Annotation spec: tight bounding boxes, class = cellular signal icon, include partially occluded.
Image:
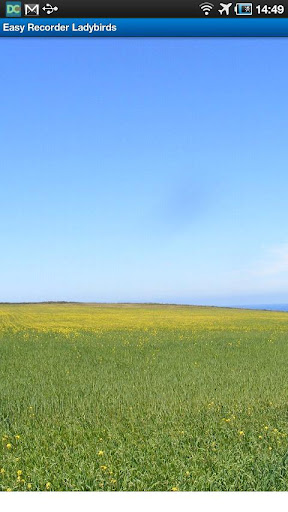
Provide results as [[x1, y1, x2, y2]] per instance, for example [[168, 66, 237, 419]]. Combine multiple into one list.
[[199, 2, 214, 15]]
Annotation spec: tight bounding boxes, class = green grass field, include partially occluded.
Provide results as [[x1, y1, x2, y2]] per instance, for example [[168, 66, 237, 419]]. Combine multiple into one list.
[[1, 303, 288, 491]]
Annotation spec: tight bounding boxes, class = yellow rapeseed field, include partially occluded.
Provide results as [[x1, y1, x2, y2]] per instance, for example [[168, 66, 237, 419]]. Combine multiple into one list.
[[0, 303, 288, 491]]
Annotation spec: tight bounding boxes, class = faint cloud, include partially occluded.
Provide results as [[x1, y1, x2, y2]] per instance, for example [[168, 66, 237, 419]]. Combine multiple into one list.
[[253, 244, 288, 276]]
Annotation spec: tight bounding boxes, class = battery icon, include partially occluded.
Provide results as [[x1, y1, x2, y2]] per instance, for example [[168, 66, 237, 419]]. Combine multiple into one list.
[[235, 3, 253, 14]]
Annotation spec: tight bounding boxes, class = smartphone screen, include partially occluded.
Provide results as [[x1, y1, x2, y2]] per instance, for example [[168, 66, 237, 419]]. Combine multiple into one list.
[[1, 1, 288, 505]]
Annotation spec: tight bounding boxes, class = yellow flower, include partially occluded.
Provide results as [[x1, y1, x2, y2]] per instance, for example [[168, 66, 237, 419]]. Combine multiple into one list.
[[269, 446, 272, 451], [17, 470, 22, 476], [0, 468, 5, 474], [172, 487, 179, 491], [46, 482, 51, 490], [2, 435, 8, 442], [258, 435, 263, 439], [6, 488, 12, 492], [110, 479, 117, 484], [15, 435, 20, 440], [6, 443, 12, 449], [27, 483, 32, 490], [100, 465, 107, 471], [239, 431, 245, 436], [98, 450, 104, 456], [264, 426, 269, 430], [185, 471, 190, 477]]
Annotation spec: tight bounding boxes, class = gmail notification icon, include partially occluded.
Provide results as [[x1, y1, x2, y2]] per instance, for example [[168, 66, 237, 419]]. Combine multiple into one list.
[[24, 4, 40, 15]]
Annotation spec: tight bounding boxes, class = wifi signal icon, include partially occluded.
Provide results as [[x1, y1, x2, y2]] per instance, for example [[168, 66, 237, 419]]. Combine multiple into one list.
[[199, 2, 214, 15]]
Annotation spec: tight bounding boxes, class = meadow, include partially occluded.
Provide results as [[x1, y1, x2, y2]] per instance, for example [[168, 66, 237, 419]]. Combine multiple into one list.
[[1, 303, 288, 491]]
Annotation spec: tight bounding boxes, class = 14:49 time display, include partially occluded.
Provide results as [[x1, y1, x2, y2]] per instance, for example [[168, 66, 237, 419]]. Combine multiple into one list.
[[256, 5, 285, 13]]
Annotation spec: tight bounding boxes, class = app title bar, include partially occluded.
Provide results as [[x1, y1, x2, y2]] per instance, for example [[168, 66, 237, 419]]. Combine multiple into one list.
[[1, 18, 288, 36]]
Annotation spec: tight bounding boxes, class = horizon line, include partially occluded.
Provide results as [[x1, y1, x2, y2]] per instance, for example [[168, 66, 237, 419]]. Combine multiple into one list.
[[0, 300, 287, 312]]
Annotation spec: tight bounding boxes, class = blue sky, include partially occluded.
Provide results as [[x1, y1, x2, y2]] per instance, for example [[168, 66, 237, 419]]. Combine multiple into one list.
[[1, 37, 288, 305]]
